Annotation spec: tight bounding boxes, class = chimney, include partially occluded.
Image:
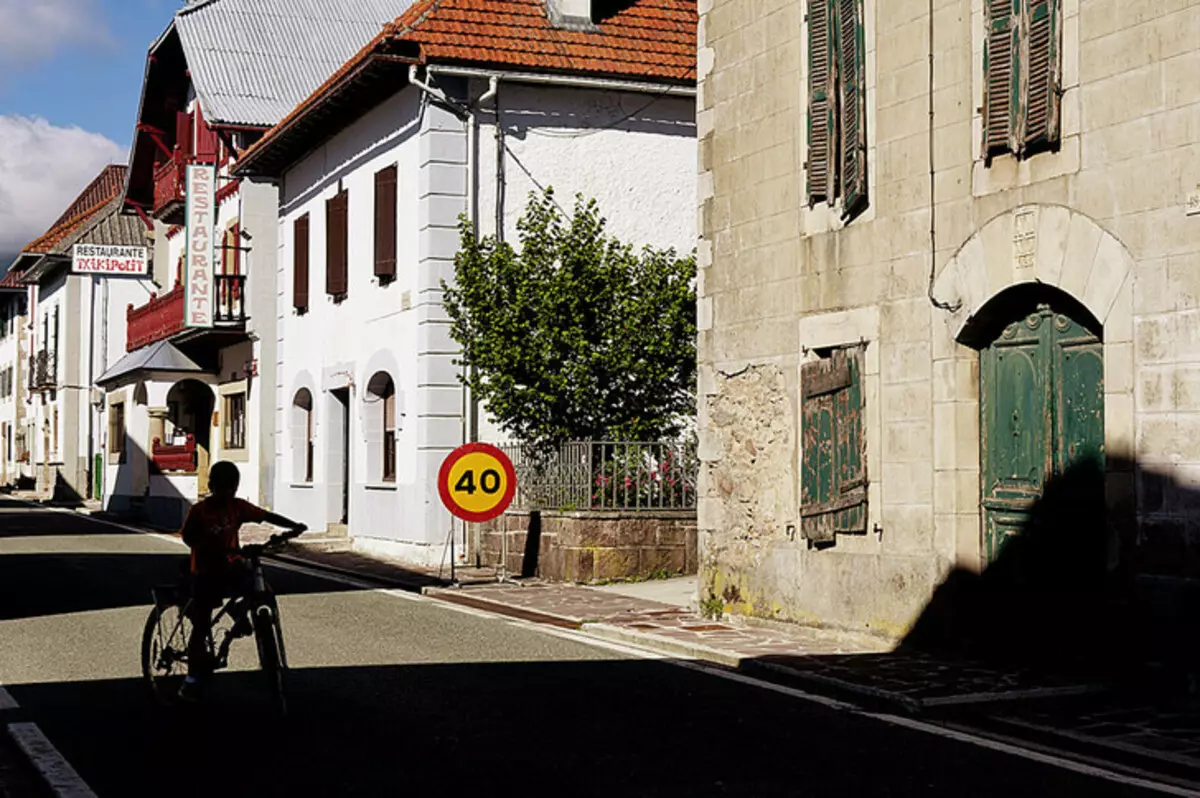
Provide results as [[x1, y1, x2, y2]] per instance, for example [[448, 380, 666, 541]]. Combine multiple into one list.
[[545, 0, 596, 30]]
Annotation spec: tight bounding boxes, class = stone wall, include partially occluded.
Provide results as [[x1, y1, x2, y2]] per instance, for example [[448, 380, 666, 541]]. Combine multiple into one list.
[[479, 511, 697, 583], [699, 0, 1200, 639]]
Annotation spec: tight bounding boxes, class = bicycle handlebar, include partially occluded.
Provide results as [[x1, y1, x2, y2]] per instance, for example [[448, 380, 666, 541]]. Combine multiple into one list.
[[233, 526, 307, 560]]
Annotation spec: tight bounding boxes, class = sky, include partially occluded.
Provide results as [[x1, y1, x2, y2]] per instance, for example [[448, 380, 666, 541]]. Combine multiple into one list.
[[0, 0, 176, 257]]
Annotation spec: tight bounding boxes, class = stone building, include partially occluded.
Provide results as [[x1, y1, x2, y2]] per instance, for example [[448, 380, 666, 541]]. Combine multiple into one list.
[[697, 0, 1200, 638]]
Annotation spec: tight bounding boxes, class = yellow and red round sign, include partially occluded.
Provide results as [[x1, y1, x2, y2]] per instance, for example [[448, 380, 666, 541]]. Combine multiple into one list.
[[438, 443, 517, 523]]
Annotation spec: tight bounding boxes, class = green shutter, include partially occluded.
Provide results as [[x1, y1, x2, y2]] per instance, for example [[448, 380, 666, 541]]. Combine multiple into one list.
[[807, 0, 836, 206], [983, 0, 1020, 156], [1021, 0, 1061, 153], [801, 348, 868, 543], [838, 0, 868, 219]]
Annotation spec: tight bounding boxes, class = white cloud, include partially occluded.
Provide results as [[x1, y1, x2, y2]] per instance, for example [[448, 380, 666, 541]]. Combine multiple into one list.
[[0, 115, 125, 253], [0, 0, 113, 65]]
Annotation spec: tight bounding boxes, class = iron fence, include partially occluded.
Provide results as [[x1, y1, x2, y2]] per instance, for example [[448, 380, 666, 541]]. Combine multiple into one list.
[[496, 440, 697, 512]]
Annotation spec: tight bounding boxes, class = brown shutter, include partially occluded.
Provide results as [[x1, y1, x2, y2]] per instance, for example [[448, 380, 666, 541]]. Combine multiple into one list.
[[194, 103, 219, 162], [293, 214, 310, 313], [806, 0, 836, 206], [983, 0, 1020, 156], [374, 165, 397, 281], [839, 0, 868, 219], [326, 191, 349, 299], [1022, 0, 1061, 152]]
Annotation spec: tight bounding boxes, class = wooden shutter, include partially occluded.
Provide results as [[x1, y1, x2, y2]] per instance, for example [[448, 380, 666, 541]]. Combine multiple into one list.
[[806, 0, 836, 206], [194, 103, 219, 163], [175, 111, 193, 159], [800, 348, 867, 542], [374, 166, 397, 281], [326, 191, 349, 299], [983, 0, 1020, 156], [838, 0, 868, 219], [1022, 0, 1060, 152], [293, 214, 310, 313]]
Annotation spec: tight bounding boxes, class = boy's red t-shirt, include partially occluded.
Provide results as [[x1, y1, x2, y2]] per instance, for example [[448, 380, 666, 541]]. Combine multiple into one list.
[[180, 497, 268, 574]]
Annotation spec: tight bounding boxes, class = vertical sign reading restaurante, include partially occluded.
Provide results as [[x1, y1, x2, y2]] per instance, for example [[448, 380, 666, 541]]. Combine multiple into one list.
[[185, 164, 216, 329]]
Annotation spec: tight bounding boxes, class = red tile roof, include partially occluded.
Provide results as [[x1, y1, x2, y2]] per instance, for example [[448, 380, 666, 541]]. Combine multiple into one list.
[[390, 0, 696, 82], [24, 165, 128, 254], [239, 0, 695, 171], [48, 165, 127, 230], [0, 268, 26, 290]]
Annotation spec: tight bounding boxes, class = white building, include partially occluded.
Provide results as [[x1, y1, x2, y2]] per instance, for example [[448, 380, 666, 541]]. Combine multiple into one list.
[[0, 272, 29, 488], [98, 0, 417, 528], [7, 166, 152, 502], [233, 0, 697, 566]]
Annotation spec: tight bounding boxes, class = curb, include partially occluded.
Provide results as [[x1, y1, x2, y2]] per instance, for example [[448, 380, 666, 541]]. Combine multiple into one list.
[[580, 622, 744, 668], [422, 588, 585, 630]]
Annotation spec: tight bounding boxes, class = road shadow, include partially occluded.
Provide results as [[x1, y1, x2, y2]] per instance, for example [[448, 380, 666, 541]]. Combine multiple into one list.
[[4, 661, 1154, 798]]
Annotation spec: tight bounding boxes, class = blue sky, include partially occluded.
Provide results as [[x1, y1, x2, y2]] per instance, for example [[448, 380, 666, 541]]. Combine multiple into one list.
[[1, 0, 176, 254]]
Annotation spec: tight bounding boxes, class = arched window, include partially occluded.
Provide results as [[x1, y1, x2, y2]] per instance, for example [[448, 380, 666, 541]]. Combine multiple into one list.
[[292, 389, 314, 483], [365, 373, 396, 483]]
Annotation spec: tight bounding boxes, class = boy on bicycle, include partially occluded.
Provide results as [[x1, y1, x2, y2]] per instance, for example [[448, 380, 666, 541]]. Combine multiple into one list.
[[178, 460, 306, 701]]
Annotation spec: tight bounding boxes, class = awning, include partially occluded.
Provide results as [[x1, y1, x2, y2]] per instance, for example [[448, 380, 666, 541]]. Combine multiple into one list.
[[96, 340, 208, 387]]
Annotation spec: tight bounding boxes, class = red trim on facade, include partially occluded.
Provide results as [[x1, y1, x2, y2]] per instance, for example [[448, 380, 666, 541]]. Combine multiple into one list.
[[216, 178, 242, 204], [165, 225, 184, 240]]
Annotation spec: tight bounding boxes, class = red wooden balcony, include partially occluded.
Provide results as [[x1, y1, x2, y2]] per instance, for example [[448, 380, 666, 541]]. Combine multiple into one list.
[[153, 156, 186, 220], [127, 282, 185, 352]]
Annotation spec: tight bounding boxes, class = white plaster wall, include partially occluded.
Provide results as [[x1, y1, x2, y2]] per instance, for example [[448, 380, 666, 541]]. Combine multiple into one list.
[[275, 86, 436, 559], [0, 295, 27, 482]]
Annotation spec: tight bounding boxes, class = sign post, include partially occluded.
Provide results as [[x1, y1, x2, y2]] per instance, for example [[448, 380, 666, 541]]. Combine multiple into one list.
[[184, 163, 216, 329], [438, 443, 517, 583]]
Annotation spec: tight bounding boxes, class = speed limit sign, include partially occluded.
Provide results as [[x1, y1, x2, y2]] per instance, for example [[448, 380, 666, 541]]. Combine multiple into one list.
[[438, 443, 517, 523]]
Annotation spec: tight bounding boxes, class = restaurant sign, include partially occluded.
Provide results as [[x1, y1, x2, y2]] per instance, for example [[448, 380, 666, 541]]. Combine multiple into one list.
[[184, 164, 216, 329], [71, 244, 149, 276]]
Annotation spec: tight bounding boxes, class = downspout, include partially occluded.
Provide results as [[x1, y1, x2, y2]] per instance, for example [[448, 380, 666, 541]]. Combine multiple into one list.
[[927, 0, 961, 313], [87, 275, 96, 500]]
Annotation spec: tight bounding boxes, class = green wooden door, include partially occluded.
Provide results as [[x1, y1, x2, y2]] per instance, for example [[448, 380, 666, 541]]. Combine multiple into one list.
[[980, 304, 1103, 564]]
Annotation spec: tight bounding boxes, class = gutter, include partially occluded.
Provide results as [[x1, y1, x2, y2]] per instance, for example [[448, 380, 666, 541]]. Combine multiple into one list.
[[424, 64, 696, 98]]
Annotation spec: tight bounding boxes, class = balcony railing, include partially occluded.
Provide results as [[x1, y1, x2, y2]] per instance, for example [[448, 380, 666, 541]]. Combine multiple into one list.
[[215, 274, 246, 324], [153, 156, 186, 218], [28, 350, 56, 391], [126, 282, 185, 352], [152, 434, 197, 473]]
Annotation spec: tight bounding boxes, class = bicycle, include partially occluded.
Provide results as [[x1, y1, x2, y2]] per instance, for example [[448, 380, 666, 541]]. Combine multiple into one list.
[[141, 527, 305, 715]]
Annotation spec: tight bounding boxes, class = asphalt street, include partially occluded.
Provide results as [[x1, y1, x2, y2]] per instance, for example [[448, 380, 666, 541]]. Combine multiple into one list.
[[0, 498, 1185, 797]]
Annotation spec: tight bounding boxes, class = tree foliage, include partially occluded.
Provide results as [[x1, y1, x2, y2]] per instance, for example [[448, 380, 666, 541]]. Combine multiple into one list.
[[442, 189, 696, 453]]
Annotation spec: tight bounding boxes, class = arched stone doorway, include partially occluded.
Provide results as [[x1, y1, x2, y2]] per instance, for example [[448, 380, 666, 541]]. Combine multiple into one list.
[[164, 379, 214, 493], [931, 205, 1135, 571], [962, 285, 1105, 563]]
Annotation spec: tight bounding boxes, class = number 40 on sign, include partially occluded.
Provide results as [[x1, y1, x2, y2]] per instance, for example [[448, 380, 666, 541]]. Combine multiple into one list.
[[438, 443, 517, 523]]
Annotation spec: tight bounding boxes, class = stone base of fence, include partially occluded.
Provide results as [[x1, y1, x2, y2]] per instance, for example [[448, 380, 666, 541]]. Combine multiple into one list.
[[477, 510, 698, 583]]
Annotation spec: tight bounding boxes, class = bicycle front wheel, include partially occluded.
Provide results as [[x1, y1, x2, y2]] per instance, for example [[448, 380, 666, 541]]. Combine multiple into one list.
[[141, 602, 192, 707], [252, 606, 287, 716]]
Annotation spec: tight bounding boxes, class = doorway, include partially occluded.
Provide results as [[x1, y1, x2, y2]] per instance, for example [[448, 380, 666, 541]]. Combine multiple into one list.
[[331, 387, 350, 524], [979, 295, 1104, 564]]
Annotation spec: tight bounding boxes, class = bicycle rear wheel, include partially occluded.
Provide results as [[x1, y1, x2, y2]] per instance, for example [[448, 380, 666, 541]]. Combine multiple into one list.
[[252, 606, 287, 716], [141, 602, 193, 707]]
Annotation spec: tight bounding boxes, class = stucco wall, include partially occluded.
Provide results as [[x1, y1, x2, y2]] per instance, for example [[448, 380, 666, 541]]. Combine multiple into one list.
[[699, 0, 1200, 638]]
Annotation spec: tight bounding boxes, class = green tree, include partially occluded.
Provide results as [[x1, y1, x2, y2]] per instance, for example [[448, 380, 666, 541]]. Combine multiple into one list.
[[443, 189, 696, 454]]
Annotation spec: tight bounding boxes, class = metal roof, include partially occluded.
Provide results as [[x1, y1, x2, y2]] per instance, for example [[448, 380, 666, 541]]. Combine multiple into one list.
[[175, 0, 417, 127], [96, 340, 208, 387]]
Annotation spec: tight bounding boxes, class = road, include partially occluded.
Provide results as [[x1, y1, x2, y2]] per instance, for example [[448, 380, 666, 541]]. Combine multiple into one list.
[[0, 498, 1185, 797]]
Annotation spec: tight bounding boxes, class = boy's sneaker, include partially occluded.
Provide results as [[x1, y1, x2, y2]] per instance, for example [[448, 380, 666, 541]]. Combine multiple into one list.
[[177, 677, 201, 703]]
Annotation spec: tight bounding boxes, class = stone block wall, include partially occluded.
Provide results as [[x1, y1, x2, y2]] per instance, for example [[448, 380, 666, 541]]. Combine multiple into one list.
[[699, 0, 1200, 639], [479, 511, 698, 583]]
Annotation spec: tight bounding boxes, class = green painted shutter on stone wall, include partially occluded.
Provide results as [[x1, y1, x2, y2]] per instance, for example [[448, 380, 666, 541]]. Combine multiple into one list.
[[839, 0, 868, 219], [1021, 0, 1061, 153], [801, 348, 867, 543], [983, 0, 1020, 156], [807, 0, 837, 206]]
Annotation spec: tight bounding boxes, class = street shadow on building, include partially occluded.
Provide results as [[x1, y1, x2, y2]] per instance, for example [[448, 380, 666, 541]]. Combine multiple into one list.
[[750, 455, 1200, 706]]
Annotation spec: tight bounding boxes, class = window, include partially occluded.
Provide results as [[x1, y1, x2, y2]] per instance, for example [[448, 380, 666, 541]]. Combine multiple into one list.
[[292, 389, 314, 483], [365, 372, 396, 483], [223, 393, 246, 450], [800, 347, 866, 544], [293, 213, 310, 313], [109, 403, 126, 462], [374, 165, 397, 283], [983, 0, 1061, 158], [326, 190, 349, 302], [807, 0, 868, 220]]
